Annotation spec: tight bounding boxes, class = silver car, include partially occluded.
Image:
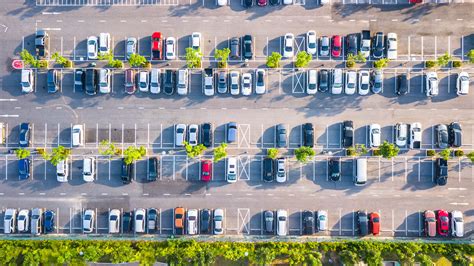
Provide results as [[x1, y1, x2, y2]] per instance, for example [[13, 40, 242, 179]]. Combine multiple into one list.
[[126, 37, 137, 60], [31, 208, 43, 235], [371, 70, 383, 94], [229, 71, 240, 95], [217, 71, 227, 94], [319, 36, 330, 57]]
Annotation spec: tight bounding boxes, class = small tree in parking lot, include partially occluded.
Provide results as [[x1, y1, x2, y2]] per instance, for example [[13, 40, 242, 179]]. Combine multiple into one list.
[[347, 144, 368, 157], [98, 50, 114, 61], [294, 51, 312, 68], [52, 52, 73, 68], [379, 141, 399, 159], [49, 145, 71, 166], [267, 148, 279, 159], [213, 143, 228, 162], [354, 52, 367, 63], [185, 48, 202, 69], [467, 151, 474, 163], [128, 53, 148, 68], [425, 60, 437, 69], [214, 48, 231, 68], [266, 52, 282, 68], [183, 141, 206, 158], [468, 49, 474, 63], [294, 146, 315, 163], [438, 148, 452, 161], [123, 146, 147, 165], [346, 54, 356, 68], [15, 148, 30, 160], [99, 140, 121, 156], [436, 52, 452, 68], [373, 58, 390, 69]]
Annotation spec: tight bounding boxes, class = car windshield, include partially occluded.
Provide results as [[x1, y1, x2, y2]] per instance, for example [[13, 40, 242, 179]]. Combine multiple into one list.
[[214, 216, 222, 221], [319, 215, 326, 221], [361, 46, 369, 51], [5, 215, 12, 219], [372, 128, 380, 134], [19, 215, 26, 220], [100, 82, 107, 87], [454, 217, 463, 222], [441, 216, 448, 222], [202, 171, 210, 175], [441, 133, 448, 143], [177, 128, 184, 133], [176, 214, 183, 219], [321, 45, 329, 51], [189, 216, 196, 221], [85, 214, 92, 220], [279, 216, 286, 221], [136, 214, 143, 220], [308, 42, 316, 49], [110, 215, 118, 221], [88, 40, 95, 46], [372, 217, 380, 222]]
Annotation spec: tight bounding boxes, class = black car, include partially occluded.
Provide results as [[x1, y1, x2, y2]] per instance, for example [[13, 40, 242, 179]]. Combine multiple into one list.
[[396, 74, 408, 95], [85, 69, 97, 95], [276, 124, 287, 148], [372, 32, 384, 59], [303, 123, 314, 147], [148, 157, 159, 181], [163, 69, 176, 95], [435, 158, 448, 186], [122, 211, 133, 233], [35, 29, 49, 58], [448, 122, 462, 148], [201, 123, 213, 148], [19, 122, 31, 147], [121, 158, 133, 184], [328, 158, 341, 182], [264, 210, 274, 233], [243, 35, 253, 60], [18, 158, 31, 180], [47, 69, 60, 93], [243, 0, 253, 8], [302, 211, 315, 235], [263, 158, 274, 182], [342, 120, 354, 148], [346, 34, 358, 56], [357, 210, 369, 236], [318, 69, 329, 92], [43, 210, 55, 233], [74, 69, 85, 92], [200, 209, 212, 234]]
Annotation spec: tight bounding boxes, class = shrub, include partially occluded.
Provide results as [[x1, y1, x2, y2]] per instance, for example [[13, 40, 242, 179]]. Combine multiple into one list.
[[37, 60, 48, 69], [346, 147, 356, 156], [295, 146, 315, 163], [49, 145, 71, 166], [99, 140, 120, 156], [354, 51, 367, 63], [184, 141, 206, 158], [373, 149, 381, 156], [213, 143, 227, 162], [379, 141, 399, 159], [454, 150, 464, 157], [128, 53, 147, 67], [437, 148, 452, 160], [215, 48, 230, 68], [266, 148, 279, 159], [346, 55, 355, 68], [266, 52, 282, 68], [185, 47, 202, 69], [373, 58, 390, 69], [108, 59, 123, 69], [466, 49, 474, 63], [426, 149, 436, 157], [294, 51, 312, 68], [425, 60, 437, 69], [123, 146, 146, 165], [452, 60, 462, 68], [15, 148, 30, 160], [436, 52, 452, 67], [466, 151, 474, 163], [20, 49, 36, 66]]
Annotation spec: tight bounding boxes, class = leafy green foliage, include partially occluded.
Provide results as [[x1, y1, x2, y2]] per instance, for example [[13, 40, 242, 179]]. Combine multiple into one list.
[[373, 149, 381, 156], [213, 143, 227, 162], [452, 60, 462, 68], [98, 50, 113, 61], [454, 150, 464, 157], [346, 54, 356, 68], [437, 52, 452, 67], [468, 49, 474, 63], [425, 60, 437, 69], [98, 140, 121, 156], [183, 141, 206, 158], [185, 47, 202, 68], [438, 148, 452, 161], [15, 148, 30, 159], [266, 52, 282, 68], [465, 151, 474, 163], [108, 59, 123, 68], [347, 144, 368, 156], [354, 51, 367, 63], [266, 148, 279, 159], [49, 146, 71, 166], [128, 53, 148, 67], [123, 146, 146, 165], [20, 49, 37, 67], [52, 52, 72, 68], [379, 141, 399, 159], [214, 48, 230, 68], [295, 146, 315, 163], [373, 58, 390, 69], [294, 51, 312, 68], [427, 149, 436, 157]]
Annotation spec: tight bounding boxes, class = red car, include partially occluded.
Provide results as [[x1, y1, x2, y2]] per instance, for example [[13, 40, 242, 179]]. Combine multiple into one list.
[[151, 32, 163, 60], [257, 0, 267, 6], [331, 35, 342, 58], [369, 212, 380, 236], [201, 160, 212, 182], [437, 210, 449, 236]]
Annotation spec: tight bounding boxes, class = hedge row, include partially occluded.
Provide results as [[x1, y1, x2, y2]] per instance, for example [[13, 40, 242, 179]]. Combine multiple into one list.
[[0, 239, 472, 266]]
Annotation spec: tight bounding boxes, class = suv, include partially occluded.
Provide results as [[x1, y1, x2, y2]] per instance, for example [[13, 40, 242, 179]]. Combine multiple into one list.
[[124, 69, 136, 94], [47, 69, 60, 93], [3, 209, 17, 234], [357, 210, 369, 236], [108, 209, 120, 234], [85, 69, 97, 95], [227, 122, 237, 143], [372, 32, 384, 59], [243, 35, 253, 60], [436, 124, 449, 149], [276, 209, 288, 236], [151, 32, 163, 60], [328, 158, 341, 181], [302, 211, 315, 235], [303, 123, 314, 147], [346, 33, 358, 56], [230, 37, 240, 59], [425, 72, 439, 97], [163, 70, 175, 95], [19, 122, 31, 147], [448, 122, 462, 147], [424, 210, 436, 237], [187, 209, 198, 235], [174, 207, 185, 235], [35, 29, 49, 58], [276, 124, 287, 148], [147, 208, 158, 231], [18, 158, 31, 180], [396, 74, 408, 95], [435, 158, 448, 186], [201, 123, 213, 147], [56, 159, 69, 183], [342, 121, 354, 148], [263, 158, 274, 182], [177, 69, 188, 95], [200, 209, 211, 234], [121, 158, 133, 184], [264, 210, 274, 233], [21, 69, 34, 93], [451, 210, 464, 237], [318, 69, 329, 92], [148, 157, 159, 181]]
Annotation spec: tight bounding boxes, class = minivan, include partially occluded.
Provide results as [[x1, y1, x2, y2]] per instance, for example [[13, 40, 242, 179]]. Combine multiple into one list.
[[354, 158, 367, 186], [226, 157, 237, 183], [148, 157, 159, 181], [331, 69, 343, 94], [21, 69, 34, 93], [230, 37, 240, 59], [177, 69, 188, 95], [83, 157, 95, 182], [56, 159, 69, 183], [99, 32, 111, 55]]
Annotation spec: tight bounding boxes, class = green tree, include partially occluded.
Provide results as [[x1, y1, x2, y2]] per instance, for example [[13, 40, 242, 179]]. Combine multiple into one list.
[[266, 52, 282, 68], [346, 54, 356, 68], [128, 53, 148, 67], [295, 146, 315, 163], [123, 146, 146, 165], [183, 141, 206, 158], [437, 52, 452, 67], [468, 49, 474, 63], [467, 151, 474, 163], [185, 48, 202, 69], [51, 52, 72, 68], [20, 49, 37, 67], [452, 60, 462, 68], [379, 141, 400, 159], [15, 148, 30, 160], [294, 51, 312, 68], [354, 51, 367, 63], [438, 148, 452, 161], [213, 143, 227, 162], [266, 148, 279, 159], [49, 145, 71, 166], [108, 59, 123, 69], [214, 48, 231, 68], [99, 140, 120, 156], [98, 50, 113, 61], [373, 58, 390, 69], [425, 60, 437, 69], [347, 144, 368, 156]]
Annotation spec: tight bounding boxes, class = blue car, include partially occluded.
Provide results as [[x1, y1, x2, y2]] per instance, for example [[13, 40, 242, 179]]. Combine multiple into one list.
[[18, 158, 31, 180], [43, 210, 55, 233], [19, 123, 31, 147]]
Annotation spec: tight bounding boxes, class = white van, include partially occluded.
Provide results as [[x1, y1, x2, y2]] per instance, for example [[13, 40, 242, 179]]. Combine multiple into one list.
[[331, 69, 343, 94], [56, 159, 69, 183], [72, 124, 84, 147], [150, 69, 161, 94], [83, 157, 95, 182], [21, 69, 34, 93], [0, 122, 5, 144], [354, 158, 367, 186], [226, 157, 237, 183], [99, 32, 111, 55], [177, 69, 189, 95]]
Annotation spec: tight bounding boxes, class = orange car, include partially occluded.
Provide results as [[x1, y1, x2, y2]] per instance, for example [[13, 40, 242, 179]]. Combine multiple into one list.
[[174, 207, 185, 235], [369, 212, 380, 236]]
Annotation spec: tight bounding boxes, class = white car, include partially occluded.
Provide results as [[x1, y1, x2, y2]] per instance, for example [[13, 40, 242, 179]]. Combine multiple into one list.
[[213, 208, 224, 235], [369, 123, 381, 148], [409, 122, 422, 149], [456, 72, 469, 96], [306, 69, 318, 94], [56, 159, 69, 183], [241, 73, 252, 96], [316, 210, 328, 231], [276, 209, 288, 236], [331, 69, 343, 94], [108, 209, 120, 234], [386, 33, 398, 60], [276, 158, 286, 183], [191, 32, 202, 51], [229, 71, 240, 95], [451, 210, 464, 237], [17, 209, 30, 232], [126, 37, 137, 60], [21, 69, 34, 93], [255, 69, 266, 94], [306, 30, 317, 55], [175, 124, 187, 147], [3, 209, 17, 234], [99, 69, 111, 94], [98, 32, 111, 56], [83, 209, 95, 233], [187, 209, 198, 235], [82, 157, 95, 182], [87, 36, 98, 60], [395, 123, 408, 147], [138, 71, 149, 92], [345, 70, 357, 95], [283, 33, 294, 58], [188, 124, 199, 146], [150, 69, 161, 94], [134, 208, 146, 233], [72, 124, 84, 147], [165, 37, 176, 60], [358, 70, 370, 95], [226, 157, 237, 183], [425, 72, 438, 97]]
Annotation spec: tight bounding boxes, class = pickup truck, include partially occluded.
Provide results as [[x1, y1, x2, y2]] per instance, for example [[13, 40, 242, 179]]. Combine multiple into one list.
[[151, 32, 163, 60], [410, 122, 422, 149], [35, 30, 49, 59], [203, 68, 214, 96], [360, 30, 371, 58]]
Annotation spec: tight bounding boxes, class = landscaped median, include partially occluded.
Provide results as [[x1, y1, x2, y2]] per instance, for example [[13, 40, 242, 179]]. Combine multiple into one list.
[[0, 239, 472, 265]]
